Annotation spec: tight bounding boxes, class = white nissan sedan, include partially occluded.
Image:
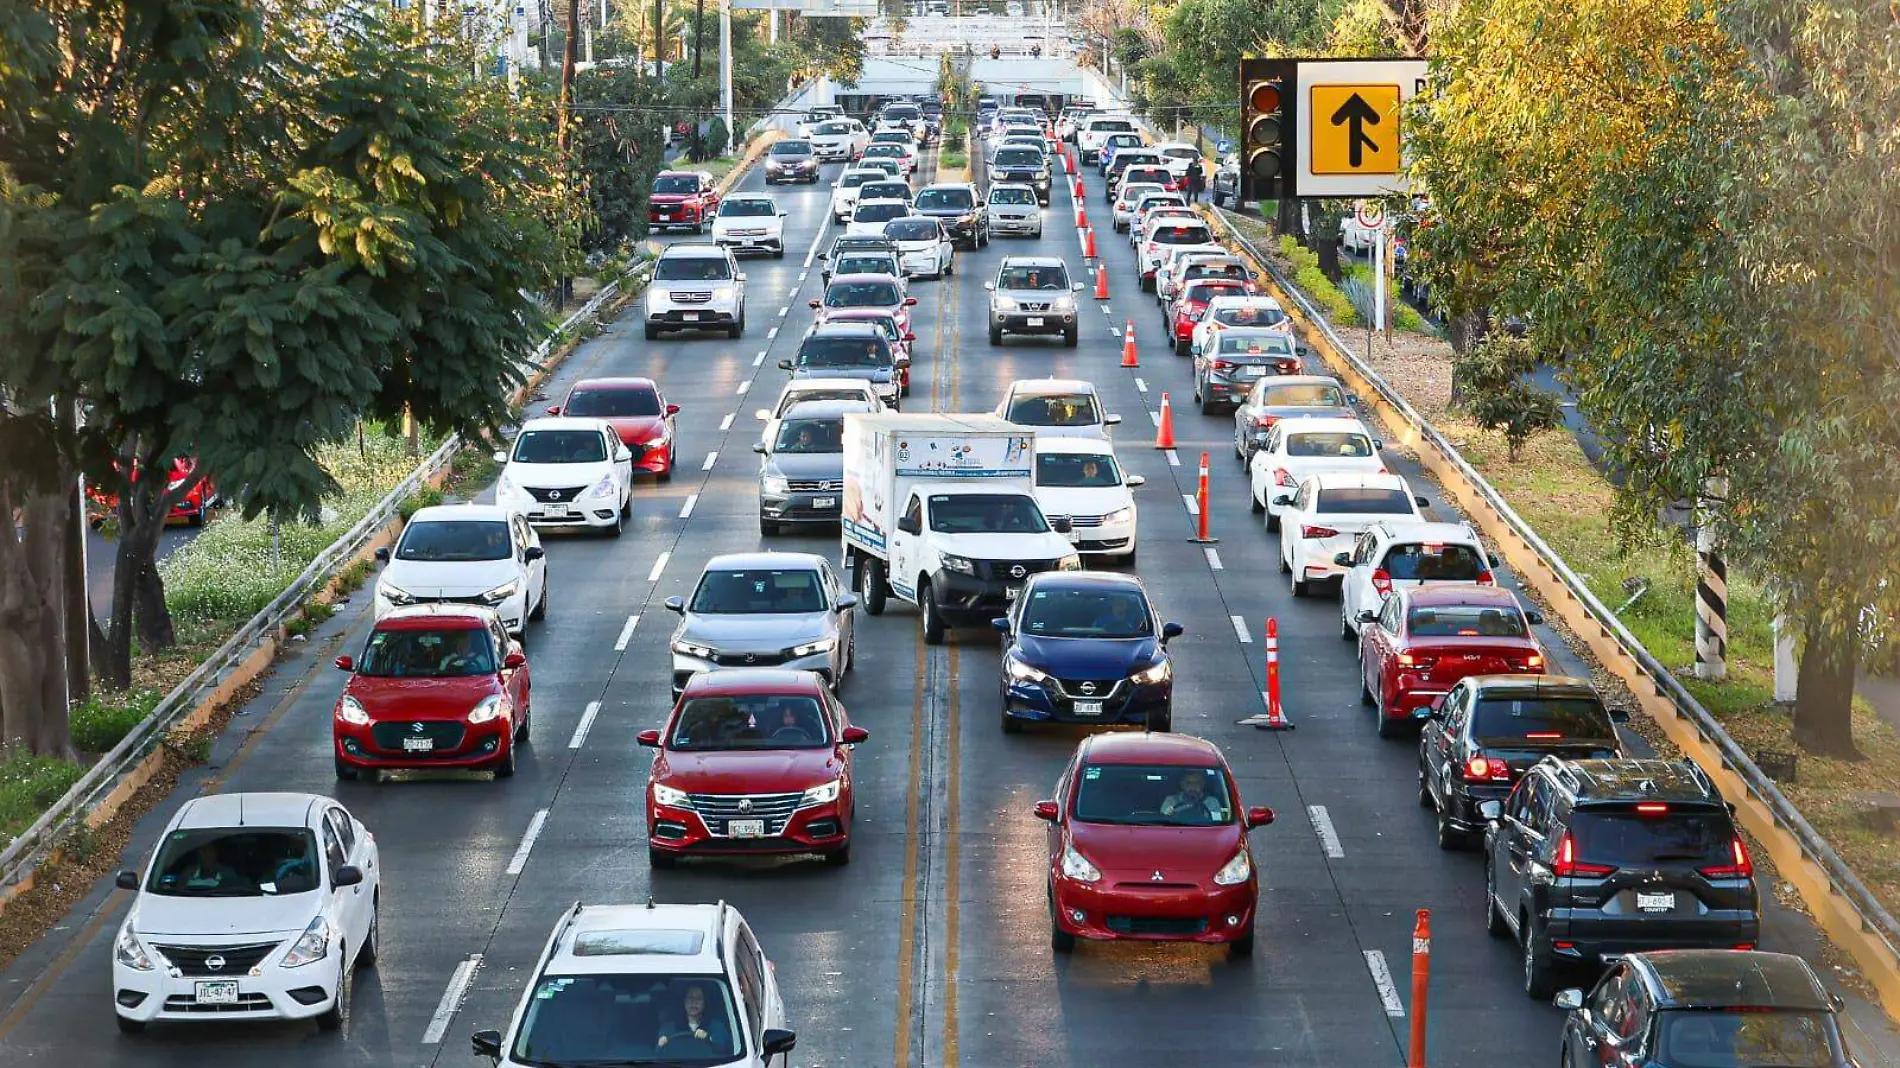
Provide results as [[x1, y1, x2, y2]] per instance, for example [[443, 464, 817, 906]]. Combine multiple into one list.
[[1274, 471, 1428, 597]]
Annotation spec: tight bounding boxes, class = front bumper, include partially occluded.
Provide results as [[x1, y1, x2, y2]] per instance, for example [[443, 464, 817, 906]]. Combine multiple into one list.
[[649, 206, 704, 227], [989, 213, 1041, 235], [1062, 516, 1137, 556], [648, 798, 848, 857], [900, 248, 945, 275], [813, 143, 852, 160], [671, 651, 834, 696], [992, 309, 1076, 335], [505, 493, 622, 529], [1052, 876, 1255, 944], [760, 489, 843, 526], [1004, 674, 1169, 726], [114, 950, 344, 1024], [646, 306, 740, 328], [716, 233, 784, 254], [335, 715, 514, 770], [764, 164, 819, 183]]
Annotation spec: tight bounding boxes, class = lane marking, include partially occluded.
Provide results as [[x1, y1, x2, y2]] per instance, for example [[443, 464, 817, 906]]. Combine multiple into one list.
[[1204, 547, 1223, 570], [1182, 494, 1199, 516], [679, 493, 698, 519], [647, 551, 671, 582], [1109, 326, 1121, 339], [1166, 449, 1180, 467], [1230, 615, 1252, 643], [787, 285, 798, 298], [752, 350, 766, 367], [505, 809, 549, 875], [1364, 950, 1406, 1016], [944, 642, 963, 1068], [701, 450, 718, 471], [1134, 377, 1148, 392], [614, 613, 640, 651], [568, 700, 602, 749], [719, 412, 735, 431], [891, 637, 928, 1067], [778, 305, 790, 317], [1308, 804, 1345, 858], [736, 378, 752, 395], [421, 954, 484, 1043], [767, 326, 779, 340], [798, 270, 809, 282], [1148, 410, 1162, 426]]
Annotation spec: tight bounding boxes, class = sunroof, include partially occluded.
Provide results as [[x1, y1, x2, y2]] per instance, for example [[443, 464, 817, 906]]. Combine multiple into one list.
[[572, 929, 705, 956]]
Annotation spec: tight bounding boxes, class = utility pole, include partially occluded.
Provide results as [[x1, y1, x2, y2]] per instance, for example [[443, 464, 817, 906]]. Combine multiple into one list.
[[654, 0, 666, 81], [719, 0, 733, 154], [694, 0, 705, 77], [1694, 477, 1729, 681]]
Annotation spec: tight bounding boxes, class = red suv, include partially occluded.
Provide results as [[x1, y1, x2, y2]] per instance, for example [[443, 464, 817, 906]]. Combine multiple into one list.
[[649, 170, 720, 233], [1168, 278, 1249, 356], [1356, 584, 1546, 738], [1035, 732, 1274, 955], [331, 605, 531, 780], [548, 376, 681, 480], [87, 457, 217, 526], [640, 669, 867, 868]]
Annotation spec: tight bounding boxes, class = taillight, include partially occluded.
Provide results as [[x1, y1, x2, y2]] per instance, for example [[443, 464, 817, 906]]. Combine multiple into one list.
[[1476, 570, 1496, 585], [1261, 415, 1280, 429], [1463, 755, 1511, 782], [1273, 467, 1297, 487], [1520, 653, 1545, 670], [1211, 359, 1233, 371], [1278, 359, 1299, 372], [1371, 569, 1393, 596], [1699, 837, 1754, 880], [1302, 525, 1338, 539], [1523, 732, 1563, 741], [1553, 831, 1617, 878], [1395, 653, 1436, 670]]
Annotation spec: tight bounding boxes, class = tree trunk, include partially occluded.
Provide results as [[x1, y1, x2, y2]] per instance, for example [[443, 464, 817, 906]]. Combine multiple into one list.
[[693, 0, 704, 78], [0, 485, 75, 759], [655, 0, 666, 81], [1315, 228, 1342, 282], [101, 450, 194, 689], [1447, 310, 1486, 410], [64, 472, 90, 705], [1791, 616, 1860, 758], [1274, 196, 1298, 238]]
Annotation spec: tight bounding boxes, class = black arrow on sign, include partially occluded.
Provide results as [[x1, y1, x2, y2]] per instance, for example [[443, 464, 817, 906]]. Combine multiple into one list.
[[1329, 93, 1382, 168]]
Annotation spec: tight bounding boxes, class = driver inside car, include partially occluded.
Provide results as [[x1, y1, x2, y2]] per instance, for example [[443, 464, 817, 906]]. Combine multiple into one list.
[[657, 982, 732, 1052], [1159, 770, 1227, 823]]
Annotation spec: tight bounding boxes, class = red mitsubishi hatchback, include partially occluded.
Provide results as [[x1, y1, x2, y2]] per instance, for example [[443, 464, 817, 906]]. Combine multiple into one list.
[[548, 376, 681, 480], [332, 604, 531, 780], [640, 669, 867, 869], [1035, 732, 1274, 955], [1356, 584, 1546, 738]]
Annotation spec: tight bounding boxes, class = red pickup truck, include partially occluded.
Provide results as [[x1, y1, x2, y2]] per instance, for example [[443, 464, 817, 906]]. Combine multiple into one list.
[[648, 170, 720, 233]]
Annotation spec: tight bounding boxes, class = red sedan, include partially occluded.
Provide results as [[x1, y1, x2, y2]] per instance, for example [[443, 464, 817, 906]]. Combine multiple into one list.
[[549, 376, 680, 480], [1036, 732, 1274, 955], [1356, 584, 1547, 738], [1167, 278, 1250, 356], [86, 458, 217, 526], [332, 604, 532, 780], [640, 669, 867, 868]]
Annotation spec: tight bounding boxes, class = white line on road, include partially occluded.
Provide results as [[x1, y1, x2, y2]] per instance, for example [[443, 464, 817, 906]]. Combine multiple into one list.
[[568, 701, 602, 749], [1134, 377, 1148, 393], [1230, 615, 1252, 643], [1166, 449, 1181, 467], [421, 954, 483, 1043], [679, 493, 698, 519], [1308, 805, 1345, 858], [1108, 326, 1120, 339], [1364, 951, 1406, 1016], [798, 270, 809, 283], [614, 614, 640, 651], [777, 305, 790, 317], [752, 350, 766, 367], [766, 326, 779, 340], [1182, 494, 1199, 516], [719, 413, 735, 431], [647, 551, 671, 582], [787, 285, 798, 298], [1204, 547, 1223, 570], [736, 378, 752, 395], [701, 450, 718, 471], [505, 810, 549, 875], [1148, 410, 1162, 426]]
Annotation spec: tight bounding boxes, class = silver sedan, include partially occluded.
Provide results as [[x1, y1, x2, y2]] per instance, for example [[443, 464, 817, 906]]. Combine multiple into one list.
[[666, 551, 857, 697]]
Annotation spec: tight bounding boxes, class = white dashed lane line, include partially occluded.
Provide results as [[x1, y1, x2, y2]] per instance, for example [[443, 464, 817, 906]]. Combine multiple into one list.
[[701, 451, 718, 471], [421, 954, 483, 1044], [1182, 494, 1199, 516], [647, 551, 671, 583], [679, 493, 698, 519], [1364, 951, 1406, 1017], [505, 810, 549, 876], [719, 413, 735, 431], [778, 305, 790, 317], [736, 378, 752, 395], [1230, 615, 1252, 644], [1134, 377, 1147, 392], [568, 701, 602, 749], [1166, 449, 1180, 467], [1149, 410, 1162, 426], [1204, 547, 1223, 571], [767, 326, 779, 340], [753, 351, 766, 367], [614, 614, 640, 651], [1308, 804, 1345, 858]]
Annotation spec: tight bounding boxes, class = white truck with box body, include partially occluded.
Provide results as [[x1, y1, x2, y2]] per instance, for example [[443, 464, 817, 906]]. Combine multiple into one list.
[[842, 413, 1081, 644]]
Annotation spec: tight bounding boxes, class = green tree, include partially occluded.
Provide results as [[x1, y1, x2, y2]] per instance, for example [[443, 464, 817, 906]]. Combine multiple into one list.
[[1450, 334, 1563, 460]]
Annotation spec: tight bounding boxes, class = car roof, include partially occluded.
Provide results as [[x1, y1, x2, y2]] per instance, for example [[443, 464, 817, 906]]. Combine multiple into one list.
[[1259, 374, 1346, 391], [1026, 569, 1146, 594], [542, 903, 729, 978], [999, 255, 1069, 269], [655, 169, 708, 179], [516, 415, 614, 434], [1465, 673, 1599, 699], [782, 398, 875, 418], [679, 667, 830, 697], [1009, 378, 1098, 396], [409, 503, 516, 524], [1370, 520, 1478, 543], [1206, 293, 1278, 306], [703, 550, 828, 572], [658, 243, 729, 258], [1033, 436, 1119, 456], [1398, 584, 1520, 609], [824, 274, 902, 288], [1633, 950, 1832, 1012], [1080, 731, 1224, 765], [570, 376, 657, 392], [1304, 470, 1409, 490], [175, 792, 322, 831], [808, 321, 887, 338], [376, 603, 500, 630], [1550, 758, 1718, 804]]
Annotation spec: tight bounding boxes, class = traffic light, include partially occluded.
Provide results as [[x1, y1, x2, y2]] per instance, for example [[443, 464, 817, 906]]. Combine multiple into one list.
[[1239, 58, 1297, 202]]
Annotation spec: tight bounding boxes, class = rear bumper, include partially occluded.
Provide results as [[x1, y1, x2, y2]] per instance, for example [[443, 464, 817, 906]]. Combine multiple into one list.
[[1543, 915, 1761, 963]]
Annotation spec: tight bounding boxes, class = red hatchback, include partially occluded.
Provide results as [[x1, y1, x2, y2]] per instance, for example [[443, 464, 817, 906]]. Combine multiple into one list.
[[1356, 584, 1546, 738], [1168, 278, 1250, 356], [332, 604, 531, 780], [549, 377, 680, 480], [87, 457, 217, 526], [640, 669, 867, 869], [649, 170, 720, 233], [1035, 732, 1274, 955]]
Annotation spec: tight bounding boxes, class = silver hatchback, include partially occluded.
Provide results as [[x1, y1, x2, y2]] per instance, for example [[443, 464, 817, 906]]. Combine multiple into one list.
[[986, 184, 1044, 238], [666, 552, 857, 697]]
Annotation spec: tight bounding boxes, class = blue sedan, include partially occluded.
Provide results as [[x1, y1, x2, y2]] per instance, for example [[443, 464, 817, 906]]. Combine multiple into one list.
[[993, 572, 1183, 734]]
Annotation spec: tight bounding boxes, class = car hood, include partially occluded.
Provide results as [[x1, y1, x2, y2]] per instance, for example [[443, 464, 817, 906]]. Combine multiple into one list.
[[1035, 485, 1132, 519], [1013, 633, 1160, 679], [677, 612, 832, 651], [346, 674, 501, 721], [767, 154, 815, 164], [650, 193, 695, 205], [380, 558, 518, 597], [503, 460, 614, 489], [716, 216, 782, 230], [1068, 821, 1243, 881], [915, 206, 972, 218], [599, 416, 668, 444], [132, 892, 320, 939], [766, 452, 844, 480], [655, 748, 842, 794], [990, 203, 1039, 217], [933, 530, 1075, 560], [997, 289, 1072, 302]]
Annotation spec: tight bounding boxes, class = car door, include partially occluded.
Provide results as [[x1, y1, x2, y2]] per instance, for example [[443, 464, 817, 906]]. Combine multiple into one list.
[[824, 561, 853, 671], [608, 427, 633, 496], [1568, 964, 1639, 1067], [496, 617, 528, 708], [1424, 682, 1468, 803], [1362, 594, 1402, 702], [513, 514, 544, 603], [1281, 480, 1313, 564], [1248, 427, 1281, 506], [1500, 775, 1552, 923], [321, 814, 370, 956]]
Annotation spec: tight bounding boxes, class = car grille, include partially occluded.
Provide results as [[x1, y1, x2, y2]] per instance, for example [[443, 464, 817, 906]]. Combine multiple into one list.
[[706, 649, 792, 667], [787, 478, 844, 492], [525, 485, 590, 504], [1064, 513, 1109, 528], [1014, 301, 1052, 312], [371, 721, 468, 751], [672, 291, 713, 304], [152, 941, 281, 976], [1004, 171, 1038, 182], [1051, 678, 1126, 702], [163, 993, 276, 1014], [689, 792, 804, 836], [1106, 915, 1208, 936], [726, 229, 768, 237], [977, 559, 1060, 581]]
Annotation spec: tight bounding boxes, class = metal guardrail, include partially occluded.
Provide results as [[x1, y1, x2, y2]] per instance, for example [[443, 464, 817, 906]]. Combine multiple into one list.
[[1210, 205, 1900, 966]]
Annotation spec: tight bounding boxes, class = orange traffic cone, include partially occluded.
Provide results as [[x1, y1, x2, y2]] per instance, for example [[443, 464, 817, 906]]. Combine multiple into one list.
[[1121, 321, 1139, 367], [1073, 177, 1085, 199], [1084, 227, 1097, 259], [1155, 392, 1176, 448], [1094, 263, 1110, 300], [1076, 204, 1089, 229]]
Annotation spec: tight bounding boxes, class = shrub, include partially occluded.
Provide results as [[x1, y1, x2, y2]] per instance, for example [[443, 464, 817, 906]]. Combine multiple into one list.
[[70, 689, 163, 753], [1340, 263, 1428, 333], [1451, 332, 1565, 460], [0, 753, 85, 844], [1279, 236, 1358, 325]]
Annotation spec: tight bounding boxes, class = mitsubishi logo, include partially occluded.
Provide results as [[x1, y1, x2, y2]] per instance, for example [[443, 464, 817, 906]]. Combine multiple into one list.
[[1009, 565, 1027, 579], [1150, 871, 1165, 882], [204, 954, 226, 972], [412, 722, 426, 733], [736, 799, 754, 814], [1078, 681, 1098, 695]]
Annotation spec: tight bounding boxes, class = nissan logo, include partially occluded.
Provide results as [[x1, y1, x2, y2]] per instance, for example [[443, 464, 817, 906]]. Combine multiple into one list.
[[1009, 565, 1027, 579], [1079, 681, 1098, 695], [548, 490, 563, 500], [744, 653, 757, 664], [737, 799, 754, 814], [204, 954, 226, 972], [412, 722, 426, 733]]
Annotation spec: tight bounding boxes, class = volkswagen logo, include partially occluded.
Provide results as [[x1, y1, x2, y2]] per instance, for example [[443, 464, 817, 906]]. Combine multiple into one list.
[[737, 799, 754, 814], [1078, 681, 1098, 695], [1009, 565, 1027, 579], [548, 489, 563, 500], [1150, 871, 1165, 883], [412, 722, 426, 733], [204, 954, 226, 972]]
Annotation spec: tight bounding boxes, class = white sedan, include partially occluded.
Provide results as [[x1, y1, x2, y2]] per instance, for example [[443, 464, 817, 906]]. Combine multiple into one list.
[[1247, 416, 1386, 527], [1112, 183, 1167, 233], [494, 417, 635, 536], [1032, 437, 1143, 563], [1274, 471, 1428, 597], [1191, 295, 1294, 356], [831, 168, 888, 221], [884, 216, 956, 280], [373, 503, 547, 634], [847, 198, 911, 237]]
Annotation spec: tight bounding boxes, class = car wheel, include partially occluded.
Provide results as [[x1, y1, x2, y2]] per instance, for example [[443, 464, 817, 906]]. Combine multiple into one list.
[[1522, 917, 1559, 999], [658, 454, 674, 483], [1049, 891, 1076, 953], [530, 579, 548, 622], [920, 582, 946, 646], [1229, 926, 1255, 957], [1484, 859, 1509, 938], [315, 956, 349, 1031], [1265, 511, 1280, 533], [648, 847, 679, 870], [493, 740, 517, 778], [860, 558, 887, 616], [1341, 609, 1355, 640], [1291, 572, 1309, 598], [644, 324, 661, 340], [824, 842, 852, 867], [1278, 544, 1291, 574], [1250, 489, 1265, 515], [760, 515, 778, 536], [1121, 544, 1137, 565], [116, 1016, 145, 1035], [728, 316, 744, 339], [773, 247, 785, 259], [1436, 806, 1467, 851], [843, 632, 856, 674], [945, 257, 955, 276], [620, 490, 632, 519], [1375, 699, 1403, 739], [1361, 668, 1377, 707], [1176, 338, 1191, 358], [357, 894, 380, 969], [334, 758, 356, 782], [989, 324, 1003, 346], [607, 510, 623, 538]]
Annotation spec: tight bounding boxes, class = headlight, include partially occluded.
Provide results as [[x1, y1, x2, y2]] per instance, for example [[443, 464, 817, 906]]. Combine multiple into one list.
[[653, 782, 693, 809], [1005, 654, 1049, 684], [336, 696, 370, 725], [378, 583, 415, 605], [790, 637, 836, 658], [1214, 849, 1253, 886], [496, 474, 527, 499], [940, 554, 975, 575], [1103, 506, 1134, 524], [480, 580, 519, 605], [588, 474, 616, 499], [115, 924, 155, 971], [467, 694, 508, 724], [1129, 661, 1171, 685], [712, 286, 736, 301], [1058, 555, 1083, 571], [762, 473, 790, 494], [281, 916, 333, 968], [1054, 296, 1077, 313], [992, 297, 1017, 312], [649, 289, 673, 305], [801, 778, 842, 806], [1061, 845, 1101, 882], [672, 640, 715, 659]]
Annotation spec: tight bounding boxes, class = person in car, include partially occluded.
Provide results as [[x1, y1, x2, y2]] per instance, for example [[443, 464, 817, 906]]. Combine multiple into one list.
[[1159, 771, 1226, 822], [793, 426, 816, 450], [1079, 459, 1103, 483], [1088, 594, 1144, 633], [657, 982, 730, 1051], [177, 842, 242, 889]]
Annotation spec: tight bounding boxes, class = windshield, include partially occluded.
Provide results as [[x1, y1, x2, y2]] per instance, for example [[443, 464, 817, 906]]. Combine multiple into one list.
[[997, 266, 1070, 290], [1261, 383, 1346, 407], [653, 175, 698, 194], [689, 567, 828, 613], [1008, 393, 1101, 426], [1089, 120, 1136, 132], [1036, 452, 1122, 488], [778, 388, 865, 413], [653, 257, 731, 281], [770, 140, 813, 155], [513, 429, 606, 464], [1569, 808, 1737, 869], [396, 520, 511, 562], [1406, 603, 1527, 637], [565, 386, 661, 417], [774, 417, 844, 453], [861, 183, 911, 202], [863, 144, 903, 157], [1286, 431, 1374, 459], [840, 171, 880, 188], [1214, 304, 1286, 327], [799, 336, 892, 368], [1381, 541, 1485, 579], [872, 131, 910, 143], [670, 694, 833, 750], [927, 493, 1050, 534], [1471, 696, 1615, 741], [990, 187, 1038, 205], [886, 219, 941, 241], [147, 828, 321, 897], [815, 121, 851, 134], [1021, 586, 1153, 639], [1151, 224, 1213, 246], [359, 626, 497, 677], [1184, 283, 1245, 304], [510, 975, 744, 1066], [914, 188, 974, 211], [1074, 764, 1234, 826], [853, 202, 907, 224], [995, 149, 1043, 167], [836, 255, 898, 276], [1653, 1009, 1842, 1067], [885, 107, 920, 121], [720, 199, 775, 217], [825, 281, 901, 307]]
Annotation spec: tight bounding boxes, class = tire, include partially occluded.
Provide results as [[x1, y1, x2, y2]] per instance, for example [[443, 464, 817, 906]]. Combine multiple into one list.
[[334, 758, 356, 782], [649, 847, 679, 870], [773, 247, 785, 259], [116, 1016, 145, 1034], [188, 506, 206, 527], [1050, 891, 1076, 953], [945, 258, 955, 277], [493, 740, 517, 778], [1278, 547, 1292, 574], [728, 317, 744, 339], [606, 511, 623, 538], [861, 558, 887, 616], [1230, 927, 1255, 957], [530, 579, 547, 621], [1361, 669, 1376, 707], [1121, 544, 1137, 566], [1436, 806, 1468, 851], [1175, 338, 1191, 358], [1485, 859, 1510, 938], [356, 895, 379, 969], [645, 324, 661, 340], [1291, 574, 1310, 598], [1265, 511, 1280, 533], [315, 959, 348, 1031], [1522, 917, 1559, 999], [1375, 700, 1404, 739], [1417, 766, 1435, 809], [843, 632, 856, 675], [1064, 329, 1077, 348], [1341, 610, 1356, 640], [1250, 491, 1264, 515], [515, 698, 531, 743], [920, 582, 946, 646], [1001, 702, 1023, 733], [824, 842, 852, 866], [1140, 275, 1154, 292], [760, 515, 779, 536], [989, 324, 1003, 346]]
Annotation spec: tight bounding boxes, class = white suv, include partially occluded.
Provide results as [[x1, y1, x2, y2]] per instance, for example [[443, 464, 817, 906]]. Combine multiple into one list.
[[712, 194, 788, 258], [645, 244, 746, 339], [1338, 520, 1498, 638], [472, 901, 796, 1068], [112, 793, 380, 1033]]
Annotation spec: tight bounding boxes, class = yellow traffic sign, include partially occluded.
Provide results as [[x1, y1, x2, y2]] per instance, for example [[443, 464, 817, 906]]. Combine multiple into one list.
[[1310, 84, 1400, 176]]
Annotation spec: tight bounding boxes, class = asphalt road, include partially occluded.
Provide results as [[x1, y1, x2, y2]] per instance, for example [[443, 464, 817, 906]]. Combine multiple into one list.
[[2, 140, 1896, 1068]]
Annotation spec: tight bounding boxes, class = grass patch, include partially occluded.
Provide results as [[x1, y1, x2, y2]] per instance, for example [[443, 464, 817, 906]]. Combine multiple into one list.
[[400, 484, 445, 521], [333, 558, 375, 598], [70, 689, 163, 754], [1278, 235, 1359, 326], [0, 754, 85, 847], [941, 148, 969, 170], [445, 444, 502, 502], [1341, 262, 1428, 333], [283, 599, 337, 639]]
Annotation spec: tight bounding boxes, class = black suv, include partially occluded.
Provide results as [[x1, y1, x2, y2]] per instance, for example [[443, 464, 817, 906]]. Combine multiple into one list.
[[1554, 950, 1855, 1067], [1479, 757, 1761, 998], [1419, 675, 1627, 851], [912, 183, 988, 248]]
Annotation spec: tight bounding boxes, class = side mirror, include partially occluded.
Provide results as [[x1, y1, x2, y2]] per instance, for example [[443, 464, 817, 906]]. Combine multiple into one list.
[[1488, 552, 1502, 567], [334, 655, 355, 672], [1162, 621, 1185, 640], [755, 409, 771, 421], [666, 403, 681, 416], [1373, 439, 1385, 450], [1478, 800, 1503, 823], [116, 870, 140, 890], [778, 359, 794, 371], [637, 729, 662, 747], [1271, 496, 1293, 507], [615, 447, 631, 462], [904, 297, 918, 306], [1298, 345, 1312, 358], [523, 546, 545, 561], [374, 546, 391, 562], [1126, 475, 1146, 487], [1050, 515, 1073, 534], [1334, 552, 1353, 567], [1525, 610, 1545, 625], [991, 617, 1011, 634], [841, 726, 870, 745], [664, 596, 686, 614], [897, 515, 921, 535], [753, 442, 768, 454], [736, 272, 747, 281], [761, 1029, 798, 1057], [546, 405, 562, 415], [333, 864, 365, 888], [1609, 707, 1632, 723], [1553, 989, 1585, 1012], [1245, 806, 1275, 828], [492, 449, 508, 464], [1356, 610, 1376, 623], [809, 299, 822, 308], [471, 1029, 504, 1060], [835, 593, 859, 610], [503, 651, 527, 670], [1032, 800, 1059, 821]]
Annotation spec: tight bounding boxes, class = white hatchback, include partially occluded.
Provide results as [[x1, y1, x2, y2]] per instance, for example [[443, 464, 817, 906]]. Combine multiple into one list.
[[1275, 471, 1428, 597], [711, 194, 787, 258], [1032, 437, 1144, 563], [884, 215, 955, 279], [495, 417, 634, 535], [1248, 416, 1386, 526], [112, 793, 379, 1033], [847, 198, 910, 237], [830, 167, 887, 221], [996, 378, 1123, 440], [373, 504, 547, 635]]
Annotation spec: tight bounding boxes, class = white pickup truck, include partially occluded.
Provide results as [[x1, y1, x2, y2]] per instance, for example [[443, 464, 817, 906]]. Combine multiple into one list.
[[842, 413, 1081, 644]]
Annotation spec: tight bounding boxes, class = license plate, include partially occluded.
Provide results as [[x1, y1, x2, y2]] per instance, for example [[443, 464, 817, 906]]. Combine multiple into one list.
[[402, 736, 435, 752], [1073, 701, 1104, 716], [1026, 317, 1044, 326], [1005, 585, 1021, 601], [682, 312, 700, 321], [728, 819, 766, 838], [543, 504, 571, 517], [195, 980, 239, 1004], [1237, 366, 1269, 378], [814, 496, 837, 508], [1636, 891, 1675, 912]]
